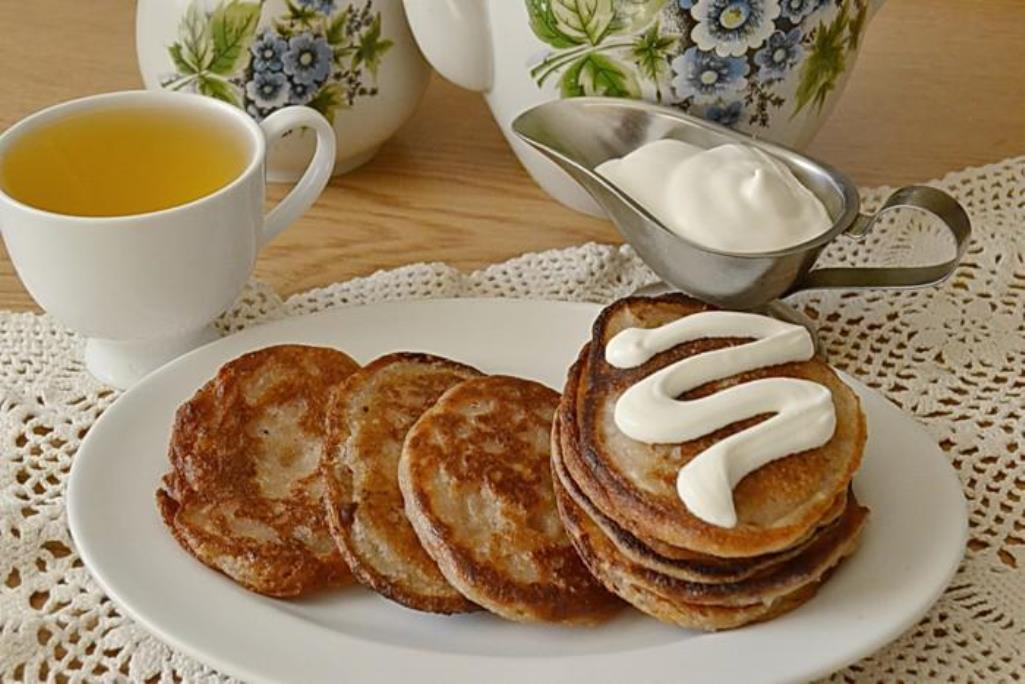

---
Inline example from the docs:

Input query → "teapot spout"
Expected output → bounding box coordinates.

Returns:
[402,0,491,91]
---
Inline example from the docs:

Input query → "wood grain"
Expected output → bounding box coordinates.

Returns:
[1,0,1023,313]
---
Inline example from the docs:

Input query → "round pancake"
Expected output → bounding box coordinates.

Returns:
[553,468,822,630]
[156,344,360,597]
[553,417,867,606]
[322,353,481,614]
[554,408,849,585]
[552,452,861,630]
[398,375,622,624]
[574,294,867,557]
[557,357,848,583]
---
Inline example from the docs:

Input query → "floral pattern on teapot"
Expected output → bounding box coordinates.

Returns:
[526,0,868,130]
[162,0,394,123]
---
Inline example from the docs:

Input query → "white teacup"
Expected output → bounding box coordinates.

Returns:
[0,90,336,388]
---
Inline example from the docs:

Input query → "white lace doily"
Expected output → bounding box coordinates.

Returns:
[2,157,1024,682]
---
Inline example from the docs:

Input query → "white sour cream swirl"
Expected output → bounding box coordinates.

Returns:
[605,312,836,528]
[595,140,832,254]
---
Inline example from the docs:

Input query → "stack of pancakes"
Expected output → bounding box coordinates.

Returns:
[159,347,620,624]
[552,295,870,630]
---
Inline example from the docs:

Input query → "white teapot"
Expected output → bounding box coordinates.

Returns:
[403,0,884,214]
[138,0,430,180]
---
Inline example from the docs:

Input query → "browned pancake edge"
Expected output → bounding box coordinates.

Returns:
[575,295,867,557]
[157,344,359,597]
[321,352,481,614]
[399,375,623,625]
[552,425,865,629]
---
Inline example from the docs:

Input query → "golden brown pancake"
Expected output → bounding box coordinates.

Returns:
[574,294,867,558]
[554,472,829,631]
[156,344,359,597]
[399,375,622,624]
[322,353,481,614]
[558,350,848,584]
[553,416,867,607]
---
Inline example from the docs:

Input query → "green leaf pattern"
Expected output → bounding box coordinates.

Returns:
[207,1,261,76]
[527,0,867,127]
[630,22,677,100]
[526,0,583,48]
[792,0,866,117]
[163,0,391,123]
[560,53,640,98]
[162,2,253,103]
[176,4,213,76]
[308,83,347,123]
[326,7,352,46]
[197,74,241,106]
[354,14,393,77]
[283,0,319,25]
[527,0,674,104]
[551,0,616,46]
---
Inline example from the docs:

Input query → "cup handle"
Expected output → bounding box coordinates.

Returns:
[259,106,337,245]
[792,186,972,293]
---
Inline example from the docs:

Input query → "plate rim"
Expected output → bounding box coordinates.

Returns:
[66,297,968,684]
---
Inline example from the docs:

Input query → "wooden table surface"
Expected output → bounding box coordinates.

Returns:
[1,0,1023,313]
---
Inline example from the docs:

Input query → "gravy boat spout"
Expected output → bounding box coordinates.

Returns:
[512,98,971,310]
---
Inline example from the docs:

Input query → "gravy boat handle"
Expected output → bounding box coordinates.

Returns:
[792,185,971,293]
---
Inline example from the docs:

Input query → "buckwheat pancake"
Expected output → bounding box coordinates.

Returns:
[552,471,833,631]
[558,350,848,584]
[552,414,867,609]
[574,294,867,558]
[322,353,481,614]
[399,375,622,624]
[156,344,360,597]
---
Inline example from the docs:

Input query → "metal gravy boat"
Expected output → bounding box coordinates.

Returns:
[512,98,971,310]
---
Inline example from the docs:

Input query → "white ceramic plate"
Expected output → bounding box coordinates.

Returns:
[67,299,967,684]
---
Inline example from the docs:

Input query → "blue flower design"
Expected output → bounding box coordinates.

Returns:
[678,0,697,8]
[245,70,290,109]
[779,0,822,23]
[671,46,749,101]
[690,0,781,56]
[250,30,287,73]
[288,80,317,105]
[704,100,745,127]
[753,28,803,81]
[296,0,337,14]
[283,33,333,86]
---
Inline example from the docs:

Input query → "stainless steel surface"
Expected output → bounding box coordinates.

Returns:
[794,185,971,292]
[512,98,971,310]
[760,300,823,355]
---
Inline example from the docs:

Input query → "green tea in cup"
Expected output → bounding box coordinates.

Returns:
[0,105,250,217]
